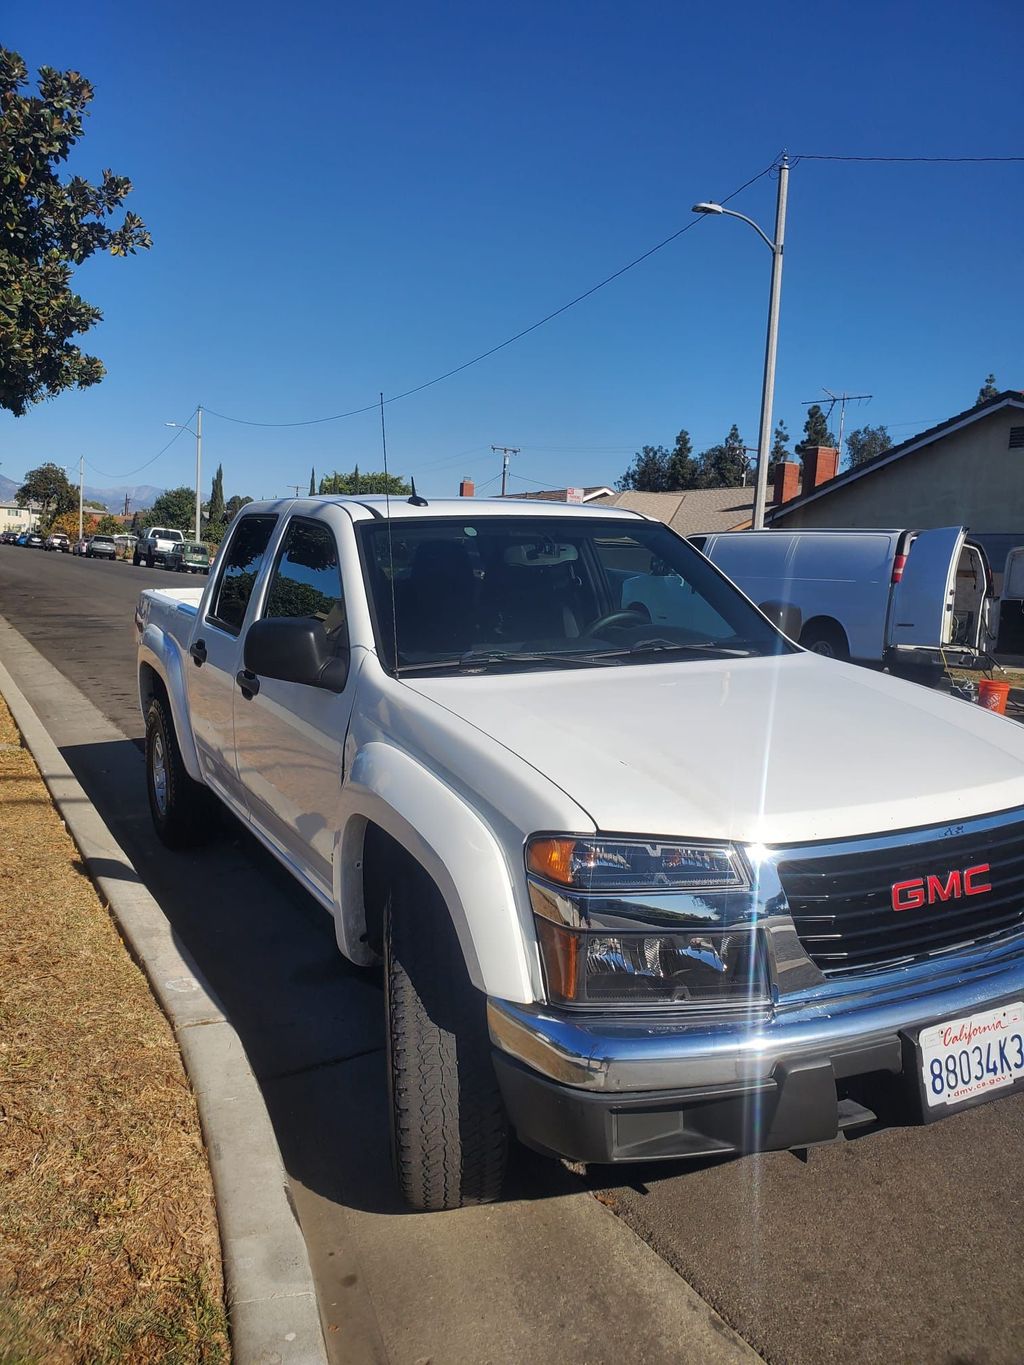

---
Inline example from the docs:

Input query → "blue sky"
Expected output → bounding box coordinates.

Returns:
[4,0,1022,503]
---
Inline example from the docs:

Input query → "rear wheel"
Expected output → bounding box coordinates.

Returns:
[384,860,508,1211]
[146,553,154,568]
[800,620,850,661]
[145,697,216,849]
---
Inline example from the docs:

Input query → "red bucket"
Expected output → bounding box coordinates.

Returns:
[977,679,1011,715]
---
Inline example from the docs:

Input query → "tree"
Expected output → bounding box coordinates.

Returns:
[846,424,893,468]
[208,464,225,526]
[144,486,195,532]
[225,493,253,522]
[16,462,76,528]
[49,509,94,539]
[666,430,702,489]
[0,48,151,417]
[617,446,671,491]
[767,420,791,486]
[797,404,837,458]
[697,424,750,488]
[977,374,1000,404]
[319,468,411,495]
[309,467,316,496]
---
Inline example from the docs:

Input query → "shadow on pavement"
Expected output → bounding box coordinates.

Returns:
[56,734,583,1219]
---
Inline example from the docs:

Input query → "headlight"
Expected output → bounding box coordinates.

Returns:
[535,918,765,1006]
[526,835,748,892]
[527,835,764,1007]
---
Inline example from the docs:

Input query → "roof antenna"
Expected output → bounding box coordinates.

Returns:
[407,477,428,507]
[380,392,400,675]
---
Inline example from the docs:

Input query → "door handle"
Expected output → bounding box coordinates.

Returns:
[189,639,208,667]
[235,669,260,699]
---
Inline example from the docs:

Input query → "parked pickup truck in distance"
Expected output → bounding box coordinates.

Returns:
[134,526,185,568]
[136,496,1024,1210]
[691,526,996,673]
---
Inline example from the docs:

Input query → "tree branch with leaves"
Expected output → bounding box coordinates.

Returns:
[0,48,152,416]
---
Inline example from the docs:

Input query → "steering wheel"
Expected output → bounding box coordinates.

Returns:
[587,609,649,635]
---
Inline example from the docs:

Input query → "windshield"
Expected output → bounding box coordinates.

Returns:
[359,515,792,674]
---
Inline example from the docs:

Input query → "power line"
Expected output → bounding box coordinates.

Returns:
[792,153,1024,164]
[203,158,779,430]
[83,410,197,480]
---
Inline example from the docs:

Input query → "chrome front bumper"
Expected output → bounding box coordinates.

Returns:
[488,931,1024,1093]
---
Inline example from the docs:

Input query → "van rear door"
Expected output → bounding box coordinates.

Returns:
[888,526,966,647]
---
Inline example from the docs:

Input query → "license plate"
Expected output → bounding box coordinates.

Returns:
[920,1002,1024,1108]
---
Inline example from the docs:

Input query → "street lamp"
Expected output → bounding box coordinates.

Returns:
[692,154,789,530]
[165,405,203,540]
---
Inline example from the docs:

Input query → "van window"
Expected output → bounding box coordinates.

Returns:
[208,515,277,634]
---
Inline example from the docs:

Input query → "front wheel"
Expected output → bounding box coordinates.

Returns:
[384,862,508,1211]
[145,697,216,849]
[146,553,154,568]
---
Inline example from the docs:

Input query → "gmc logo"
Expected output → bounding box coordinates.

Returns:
[891,863,992,912]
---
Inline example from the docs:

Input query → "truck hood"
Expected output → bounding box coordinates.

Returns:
[405,653,1024,844]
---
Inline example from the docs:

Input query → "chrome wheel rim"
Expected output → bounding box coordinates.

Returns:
[151,732,168,816]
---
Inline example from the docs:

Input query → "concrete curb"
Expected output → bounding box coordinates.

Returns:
[0,657,328,1365]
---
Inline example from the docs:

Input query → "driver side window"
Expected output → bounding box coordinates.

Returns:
[262,518,348,653]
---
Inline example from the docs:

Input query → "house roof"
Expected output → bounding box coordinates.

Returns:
[499,485,614,503]
[769,390,1024,523]
[595,487,770,535]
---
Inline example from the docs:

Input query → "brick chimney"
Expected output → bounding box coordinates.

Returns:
[801,446,839,497]
[773,460,801,506]
[459,477,475,498]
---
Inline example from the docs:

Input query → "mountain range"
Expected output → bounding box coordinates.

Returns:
[0,473,164,512]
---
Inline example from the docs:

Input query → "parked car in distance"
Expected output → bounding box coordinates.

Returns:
[25,532,44,548]
[134,526,185,568]
[1,530,21,544]
[167,540,210,574]
[85,534,117,560]
[14,532,29,546]
[72,537,89,555]
[45,533,71,552]
[136,496,1024,1212]
[691,526,995,673]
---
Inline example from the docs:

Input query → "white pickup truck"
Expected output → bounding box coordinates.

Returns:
[136,495,1024,1211]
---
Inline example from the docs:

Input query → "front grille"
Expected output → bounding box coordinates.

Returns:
[777,813,1024,975]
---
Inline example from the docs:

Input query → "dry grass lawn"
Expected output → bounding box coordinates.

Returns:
[0,696,228,1363]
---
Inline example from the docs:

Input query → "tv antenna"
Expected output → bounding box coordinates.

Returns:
[802,388,872,456]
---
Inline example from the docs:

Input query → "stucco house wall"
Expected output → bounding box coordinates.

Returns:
[773,405,1024,533]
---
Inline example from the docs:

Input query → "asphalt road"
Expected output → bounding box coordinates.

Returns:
[4,544,1024,1364]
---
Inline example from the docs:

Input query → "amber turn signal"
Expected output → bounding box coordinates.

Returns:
[526,837,578,886]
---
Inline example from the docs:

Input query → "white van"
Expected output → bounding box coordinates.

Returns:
[686,527,995,668]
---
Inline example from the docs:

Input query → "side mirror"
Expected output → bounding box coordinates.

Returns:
[759,599,802,639]
[244,617,349,693]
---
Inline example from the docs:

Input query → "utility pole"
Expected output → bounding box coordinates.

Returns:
[692,154,789,529]
[194,405,203,541]
[491,446,520,497]
[287,484,304,498]
[803,388,873,461]
[78,456,84,540]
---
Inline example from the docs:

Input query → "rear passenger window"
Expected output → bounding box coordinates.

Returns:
[262,518,347,650]
[208,515,277,634]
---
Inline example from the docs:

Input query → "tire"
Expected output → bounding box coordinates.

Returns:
[384,862,508,1211]
[145,696,215,849]
[132,552,140,566]
[801,620,850,661]
[146,553,154,568]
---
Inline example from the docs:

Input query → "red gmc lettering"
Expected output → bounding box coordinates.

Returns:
[891,862,991,911]
[964,864,992,895]
[926,871,961,902]
[892,878,926,911]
